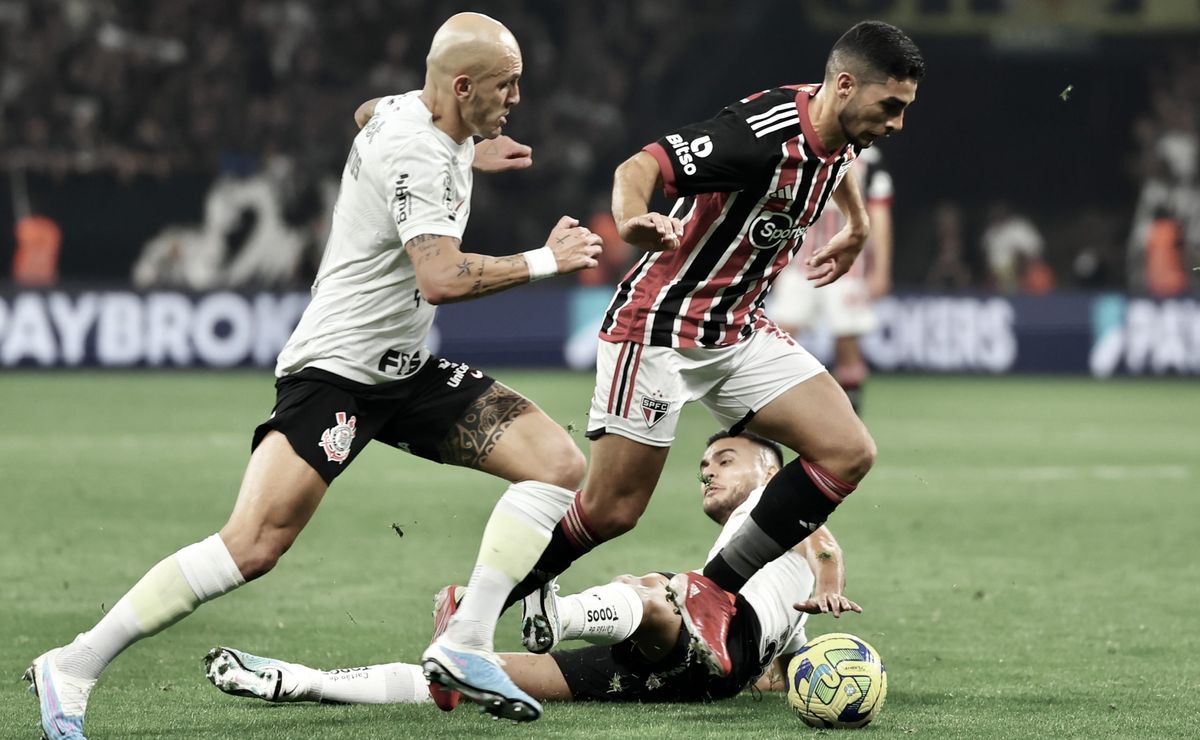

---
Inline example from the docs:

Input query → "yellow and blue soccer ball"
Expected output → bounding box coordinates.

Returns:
[786,633,887,729]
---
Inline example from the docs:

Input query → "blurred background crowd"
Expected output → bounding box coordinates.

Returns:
[1,0,1198,295]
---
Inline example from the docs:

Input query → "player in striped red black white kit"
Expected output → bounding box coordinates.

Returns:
[507,21,924,679]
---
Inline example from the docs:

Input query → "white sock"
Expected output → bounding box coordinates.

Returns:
[56,534,245,680]
[445,481,575,652]
[317,663,431,704]
[558,582,644,645]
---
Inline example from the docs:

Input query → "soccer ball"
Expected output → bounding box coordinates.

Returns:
[786,633,887,729]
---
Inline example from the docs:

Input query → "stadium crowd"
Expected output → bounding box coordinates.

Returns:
[1126,44,1200,296]
[2,0,753,285]
[2,1,1197,294]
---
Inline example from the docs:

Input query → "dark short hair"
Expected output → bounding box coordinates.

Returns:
[705,429,785,468]
[826,20,925,83]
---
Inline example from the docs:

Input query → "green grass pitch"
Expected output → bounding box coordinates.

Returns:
[2,371,1197,738]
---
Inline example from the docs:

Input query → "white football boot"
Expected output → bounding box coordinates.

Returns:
[520,578,562,654]
[203,646,315,702]
[24,647,94,740]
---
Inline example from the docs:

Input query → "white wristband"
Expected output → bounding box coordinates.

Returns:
[522,246,558,282]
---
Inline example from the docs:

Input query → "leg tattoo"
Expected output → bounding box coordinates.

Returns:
[438,384,531,470]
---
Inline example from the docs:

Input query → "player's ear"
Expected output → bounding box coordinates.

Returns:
[452,75,473,100]
[762,463,780,485]
[835,71,856,99]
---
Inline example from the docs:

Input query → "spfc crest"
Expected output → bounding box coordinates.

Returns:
[319,411,357,463]
[641,396,669,428]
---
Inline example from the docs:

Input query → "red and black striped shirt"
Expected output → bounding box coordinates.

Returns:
[600,84,858,348]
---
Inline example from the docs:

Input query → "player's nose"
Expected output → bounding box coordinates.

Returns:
[509,82,521,106]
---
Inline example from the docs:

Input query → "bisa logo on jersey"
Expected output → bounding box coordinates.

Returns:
[665,134,713,175]
[749,210,806,249]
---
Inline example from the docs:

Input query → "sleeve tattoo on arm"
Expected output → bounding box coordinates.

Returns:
[405,234,455,265]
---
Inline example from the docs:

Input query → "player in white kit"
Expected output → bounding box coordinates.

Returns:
[25,13,602,736]
[768,146,893,412]
[203,430,860,706]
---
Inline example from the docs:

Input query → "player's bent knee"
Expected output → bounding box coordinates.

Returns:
[843,431,877,483]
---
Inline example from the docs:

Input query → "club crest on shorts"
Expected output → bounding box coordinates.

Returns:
[640,396,670,428]
[318,411,357,463]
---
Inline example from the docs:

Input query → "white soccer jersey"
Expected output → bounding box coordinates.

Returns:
[277,92,474,384]
[705,486,815,665]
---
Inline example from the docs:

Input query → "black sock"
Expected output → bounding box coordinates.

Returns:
[703,458,854,593]
[503,493,602,610]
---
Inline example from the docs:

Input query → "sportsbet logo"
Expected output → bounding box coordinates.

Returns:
[749,210,806,249]
[665,134,713,175]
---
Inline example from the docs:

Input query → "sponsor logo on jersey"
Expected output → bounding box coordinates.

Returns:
[641,395,669,427]
[768,184,795,201]
[439,358,482,388]
[393,174,411,224]
[748,210,806,249]
[665,134,714,176]
[319,411,357,463]
[377,347,423,377]
[362,116,385,143]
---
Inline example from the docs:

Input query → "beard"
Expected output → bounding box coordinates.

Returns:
[837,104,877,148]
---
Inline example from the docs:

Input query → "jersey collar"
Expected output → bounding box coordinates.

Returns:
[796,84,846,162]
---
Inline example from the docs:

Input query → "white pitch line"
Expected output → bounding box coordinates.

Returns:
[876,464,1192,482]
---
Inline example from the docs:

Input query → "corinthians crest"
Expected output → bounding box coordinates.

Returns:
[319,411,357,463]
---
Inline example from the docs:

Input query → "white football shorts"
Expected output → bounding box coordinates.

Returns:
[587,328,826,447]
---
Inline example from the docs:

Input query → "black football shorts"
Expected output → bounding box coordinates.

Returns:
[551,594,765,703]
[251,359,496,484]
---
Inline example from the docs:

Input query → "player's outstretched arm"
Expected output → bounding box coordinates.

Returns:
[807,171,869,287]
[612,152,684,251]
[792,526,862,618]
[405,217,601,304]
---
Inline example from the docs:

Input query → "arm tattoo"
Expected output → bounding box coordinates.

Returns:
[438,383,531,470]
[405,234,457,266]
[456,257,472,276]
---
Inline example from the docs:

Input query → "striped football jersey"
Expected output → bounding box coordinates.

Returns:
[601,84,858,348]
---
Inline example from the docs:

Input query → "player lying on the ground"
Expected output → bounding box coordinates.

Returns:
[204,430,859,706]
